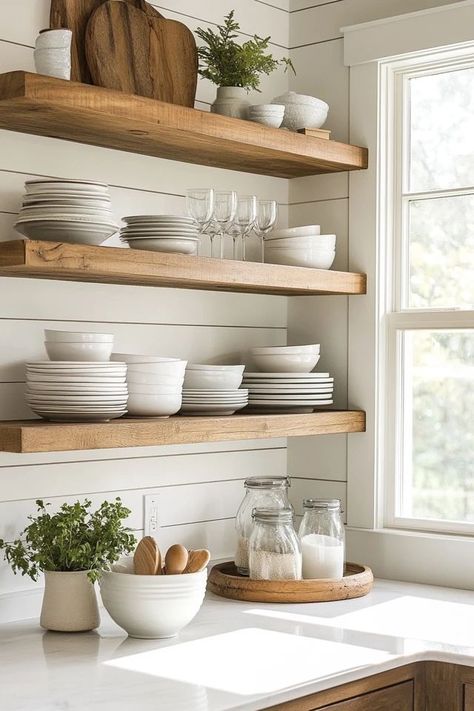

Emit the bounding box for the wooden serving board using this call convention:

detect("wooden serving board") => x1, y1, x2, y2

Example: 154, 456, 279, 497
85, 1, 198, 106
207, 561, 373, 603
50, 0, 163, 84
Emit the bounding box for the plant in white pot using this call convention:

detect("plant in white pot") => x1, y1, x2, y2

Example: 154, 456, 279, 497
0, 498, 135, 632
196, 10, 294, 119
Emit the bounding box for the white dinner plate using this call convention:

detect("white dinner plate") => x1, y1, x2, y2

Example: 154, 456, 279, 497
243, 372, 330, 379
180, 402, 247, 412
245, 383, 333, 391
36, 413, 126, 422
248, 393, 332, 401
247, 399, 334, 407
27, 361, 126, 368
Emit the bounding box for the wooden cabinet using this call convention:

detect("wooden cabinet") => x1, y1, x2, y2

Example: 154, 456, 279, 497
315, 681, 413, 711
465, 684, 474, 711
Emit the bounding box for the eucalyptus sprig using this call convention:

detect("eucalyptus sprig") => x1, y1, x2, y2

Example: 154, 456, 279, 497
196, 10, 295, 92
0, 498, 136, 583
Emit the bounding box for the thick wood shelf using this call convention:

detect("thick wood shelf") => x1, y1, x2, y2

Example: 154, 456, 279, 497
0, 240, 367, 296
0, 411, 365, 453
0, 72, 368, 179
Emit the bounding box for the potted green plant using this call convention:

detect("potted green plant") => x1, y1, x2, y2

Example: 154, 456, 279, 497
0, 498, 135, 632
196, 10, 295, 119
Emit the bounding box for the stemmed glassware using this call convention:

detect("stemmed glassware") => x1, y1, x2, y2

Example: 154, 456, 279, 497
235, 195, 257, 261
186, 188, 214, 255
213, 190, 237, 258
254, 199, 278, 262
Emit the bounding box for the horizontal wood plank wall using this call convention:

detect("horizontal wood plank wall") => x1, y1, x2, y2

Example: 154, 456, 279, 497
286, 0, 457, 547
0, 0, 290, 608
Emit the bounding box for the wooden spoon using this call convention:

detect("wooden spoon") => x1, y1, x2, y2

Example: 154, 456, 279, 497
184, 549, 211, 574
164, 544, 188, 574
133, 536, 161, 575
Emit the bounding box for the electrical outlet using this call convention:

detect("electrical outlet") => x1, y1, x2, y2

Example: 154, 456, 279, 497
144, 495, 160, 537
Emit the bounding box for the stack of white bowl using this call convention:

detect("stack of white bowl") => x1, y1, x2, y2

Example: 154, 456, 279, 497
271, 91, 329, 131
182, 364, 248, 416
120, 215, 200, 254
264, 225, 336, 269
44, 329, 114, 361
248, 103, 285, 128
111, 354, 187, 417
243, 344, 334, 413
14, 178, 118, 246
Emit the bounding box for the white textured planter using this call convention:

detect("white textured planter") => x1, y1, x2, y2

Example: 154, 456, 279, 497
34, 29, 72, 80
40, 571, 100, 632
211, 87, 250, 120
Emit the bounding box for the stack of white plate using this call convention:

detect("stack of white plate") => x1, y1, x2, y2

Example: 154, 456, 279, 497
14, 179, 119, 246
182, 364, 248, 415
243, 372, 334, 413
26, 361, 128, 422
111, 353, 187, 417
264, 225, 336, 270
120, 215, 200, 254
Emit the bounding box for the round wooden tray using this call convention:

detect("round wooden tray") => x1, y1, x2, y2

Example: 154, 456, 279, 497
207, 561, 373, 603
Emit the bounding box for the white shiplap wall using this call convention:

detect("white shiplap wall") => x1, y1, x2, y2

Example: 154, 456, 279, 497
286, 0, 460, 519
0, 0, 292, 613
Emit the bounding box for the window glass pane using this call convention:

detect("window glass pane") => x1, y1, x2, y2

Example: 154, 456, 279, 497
408, 194, 474, 309
400, 330, 474, 523
409, 68, 474, 192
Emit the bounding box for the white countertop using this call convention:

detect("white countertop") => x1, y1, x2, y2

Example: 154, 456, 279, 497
1, 578, 474, 711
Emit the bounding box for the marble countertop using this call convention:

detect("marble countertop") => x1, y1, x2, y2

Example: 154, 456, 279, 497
1, 578, 474, 711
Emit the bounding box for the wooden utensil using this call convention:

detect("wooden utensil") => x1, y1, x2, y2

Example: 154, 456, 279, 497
85, 1, 198, 106
133, 536, 161, 575
50, 0, 163, 83
184, 549, 211, 574
164, 544, 188, 574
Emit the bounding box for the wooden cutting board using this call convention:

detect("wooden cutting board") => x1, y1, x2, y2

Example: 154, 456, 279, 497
85, 1, 198, 106
50, 0, 163, 83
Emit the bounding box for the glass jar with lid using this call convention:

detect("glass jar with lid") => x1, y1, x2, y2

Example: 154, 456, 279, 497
249, 507, 302, 581
235, 476, 291, 576
298, 498, 345, 580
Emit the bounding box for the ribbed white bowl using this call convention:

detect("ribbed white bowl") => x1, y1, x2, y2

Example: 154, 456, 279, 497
252, 352, 320, 373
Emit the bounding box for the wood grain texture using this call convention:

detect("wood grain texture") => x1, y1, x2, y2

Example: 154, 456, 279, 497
0, 72, 368, 178
465, 683, 474, 711
424, 662, 474, 711
0, 411, 366, 453
207, 561, 373, 603
133, 535, 161, 574
315, 681, 413, 711
50, 0, 162, 84
184, 549, 210, 573
86, 2, 197, 106
0, 241, 367, 296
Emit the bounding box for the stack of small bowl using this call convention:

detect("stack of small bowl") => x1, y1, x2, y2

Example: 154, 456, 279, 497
111, 354, 187, 417
119, 215, 200, 254
264, 224, 336, 269
181, 364, 248, 416
248, 103, 285, 128
14, 178, 118, 246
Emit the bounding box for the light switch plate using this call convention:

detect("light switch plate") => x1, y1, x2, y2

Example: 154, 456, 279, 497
144, 494, 160, 537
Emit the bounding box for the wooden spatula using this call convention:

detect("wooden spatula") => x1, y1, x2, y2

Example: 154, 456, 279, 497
50, 0, 163, 83
184, 549, 211, 574
133, 536, 161, 575
85, 1, 198, 106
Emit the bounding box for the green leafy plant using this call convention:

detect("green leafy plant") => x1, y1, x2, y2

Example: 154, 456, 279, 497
196, 10, 295, 91
0, 498, 136, 583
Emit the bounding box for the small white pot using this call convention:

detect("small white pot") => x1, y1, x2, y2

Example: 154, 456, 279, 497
211, 87, 250, 120
34, 30, 72, 81
40, 570, 100, 632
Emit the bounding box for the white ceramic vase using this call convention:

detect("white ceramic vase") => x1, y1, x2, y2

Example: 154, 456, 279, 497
211, 87, 250, 120
40, 570, 100, 632
34, 29, 72, 81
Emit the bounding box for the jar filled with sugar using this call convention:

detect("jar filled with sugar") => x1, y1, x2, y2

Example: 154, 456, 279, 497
248, 507, 302, 581
298, 498, 345, 580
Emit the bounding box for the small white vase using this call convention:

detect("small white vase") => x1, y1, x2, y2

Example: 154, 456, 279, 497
211, 87, 250, 120
34, 29, 72, 81
40, 570, 100, 632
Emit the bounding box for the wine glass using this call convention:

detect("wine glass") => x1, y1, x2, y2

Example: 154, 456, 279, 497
213, 191, 237, 259
235, 195, 257, 261
254, 199, 278, 262
186, 188, 214, 254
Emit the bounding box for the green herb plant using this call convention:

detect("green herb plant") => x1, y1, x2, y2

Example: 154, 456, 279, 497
196, 10, 295, 92
0, 498, 136, 583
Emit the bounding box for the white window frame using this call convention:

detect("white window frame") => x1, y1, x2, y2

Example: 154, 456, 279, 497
342, 1, 474, 588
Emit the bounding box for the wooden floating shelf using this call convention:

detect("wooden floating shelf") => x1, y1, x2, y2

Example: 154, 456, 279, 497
0, 72, 368, 179
0, 240, 367, 296
0, 411, 365, 453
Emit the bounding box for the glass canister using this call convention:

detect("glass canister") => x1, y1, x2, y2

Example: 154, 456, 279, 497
235, 476, 291, 576
249, 507, 302, 581
298, 498, 345, 580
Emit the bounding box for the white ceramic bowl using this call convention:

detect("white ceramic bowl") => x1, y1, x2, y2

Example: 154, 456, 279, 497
124, 238, 199, 255
128, 384, 182, 395
184, 365, 245, 391
265, 234, 335, 250
252, 352, 320, 373
127, 364, 187, 379
249, 114, 284, 128
127, 391, 182, 416
272, 92, 329, 131
45, 330, 114, 343
252, 344, 320, 355
45, 341, 113, 362
100, 568, 207, 639
186, 364, 245, 372
14, 220, 118, 246
127, 373, 184, 386
112, 353, 180, 364
264, 245, 335, 270
267, 225, 321, 239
